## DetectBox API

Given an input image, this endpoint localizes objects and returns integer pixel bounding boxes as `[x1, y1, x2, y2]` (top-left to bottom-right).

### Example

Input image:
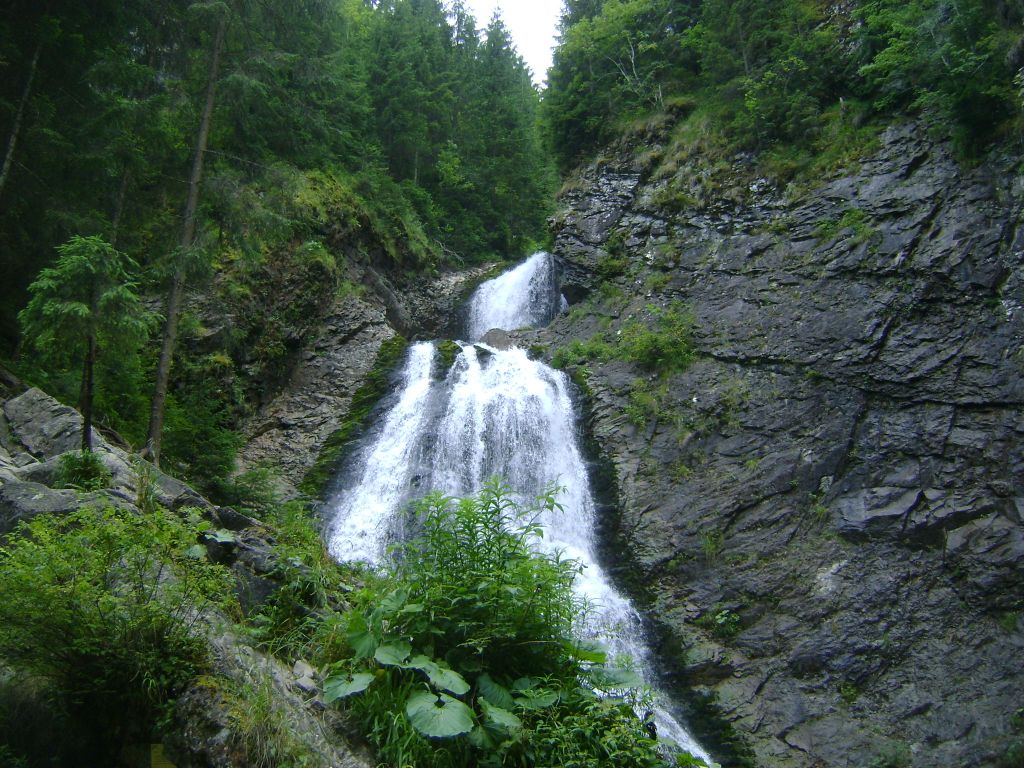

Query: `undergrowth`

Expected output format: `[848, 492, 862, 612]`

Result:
[0, 505, 236, 761]
[321, 480, 709, 767]
[552, 301, 694, 376]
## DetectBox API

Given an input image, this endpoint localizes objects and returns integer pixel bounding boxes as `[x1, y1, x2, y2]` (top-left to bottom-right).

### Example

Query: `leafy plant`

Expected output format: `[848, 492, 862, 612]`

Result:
[0, 505, 235, 758]
[619, 302, 694, 373]
[551, 336, 615, 369]
[54, 449, 113, 491]
[700, 531, 723, 566]
[696, 608, 741, 639]
[322, 480, 690, 767]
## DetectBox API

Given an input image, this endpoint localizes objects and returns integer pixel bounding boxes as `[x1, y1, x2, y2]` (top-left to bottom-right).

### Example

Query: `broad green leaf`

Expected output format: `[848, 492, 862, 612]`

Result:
[346, 612, 378, 659]
[589, 666, 644, 690]
[514, 688, 558, 710]
[186, 544, 208, 560]
[374, 639, 412, 666]
[467, 724, 497, 750]
[477, 673, 515, 710]
[323, 672, 374, 703]
[566, 638, 608, 664]
[480, 699, 522, 733]
[405, 691, 475, 738]
[404, 655, 470, 695]
[379, 587, 409, 613]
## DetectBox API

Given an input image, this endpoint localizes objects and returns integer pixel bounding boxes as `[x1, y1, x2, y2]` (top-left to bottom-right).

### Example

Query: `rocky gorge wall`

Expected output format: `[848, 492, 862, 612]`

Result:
[535, 122, 1024, 767]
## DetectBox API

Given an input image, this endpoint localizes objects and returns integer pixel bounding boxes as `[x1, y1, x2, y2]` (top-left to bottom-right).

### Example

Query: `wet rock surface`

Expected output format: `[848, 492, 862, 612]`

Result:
[236, 293, 395, 490]
[236, 265, 495, 492]
[539, 122, 1024, 766]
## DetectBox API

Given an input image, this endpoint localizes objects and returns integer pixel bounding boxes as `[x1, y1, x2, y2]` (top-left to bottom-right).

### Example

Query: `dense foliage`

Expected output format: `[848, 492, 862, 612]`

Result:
[545, 0, 1024, 171]
[1, 0, 554, 493]
[322, 480, 701, 767]
[0, 503, 235, 762]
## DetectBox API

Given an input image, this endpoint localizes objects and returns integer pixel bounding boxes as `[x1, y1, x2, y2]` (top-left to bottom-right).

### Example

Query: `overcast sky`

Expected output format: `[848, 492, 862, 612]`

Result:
[462, 1, 561, 86]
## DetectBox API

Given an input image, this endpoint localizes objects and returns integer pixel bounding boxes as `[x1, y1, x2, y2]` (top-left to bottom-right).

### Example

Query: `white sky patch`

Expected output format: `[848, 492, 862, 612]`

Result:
[462, 0, 561, 86]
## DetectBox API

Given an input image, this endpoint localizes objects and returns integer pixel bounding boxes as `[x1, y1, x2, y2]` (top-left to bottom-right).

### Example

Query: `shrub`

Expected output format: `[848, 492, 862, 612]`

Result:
[551, 336, 615, 369]
[323, 480, 695, 767]
[54, 450, 112, 491]
[619, 302, 694, 373]
[0, 506, 235, 759]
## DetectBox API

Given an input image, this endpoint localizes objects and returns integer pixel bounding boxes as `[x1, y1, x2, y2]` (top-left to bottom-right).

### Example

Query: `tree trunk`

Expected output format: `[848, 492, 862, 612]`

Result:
[145, 16, 227, 466]
[110, 170, 131, 248]
[81, 332, 96, 452]
[0, 38, 42, 203]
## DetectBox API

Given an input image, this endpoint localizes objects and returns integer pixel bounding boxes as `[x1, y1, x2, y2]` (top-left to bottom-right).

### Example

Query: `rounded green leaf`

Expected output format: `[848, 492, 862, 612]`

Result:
[323, 672, 374, 703]
[346, 612, 379, 659]
[477, 673, 515, 710]
[480, 699, 522, 733]
[404, 655, 470, 695]
[514, 688, 558, 710]
[406, 691, 475, 738]
[374, 639, 412, 666]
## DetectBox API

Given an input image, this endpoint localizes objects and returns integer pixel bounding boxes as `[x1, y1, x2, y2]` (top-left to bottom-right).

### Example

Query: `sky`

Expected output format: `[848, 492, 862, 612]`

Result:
[462, 1, 561, 86]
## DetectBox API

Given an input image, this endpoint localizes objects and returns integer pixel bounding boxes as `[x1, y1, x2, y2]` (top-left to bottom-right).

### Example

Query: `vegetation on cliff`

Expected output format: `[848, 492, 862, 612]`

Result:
[545, 0, 1023, 172]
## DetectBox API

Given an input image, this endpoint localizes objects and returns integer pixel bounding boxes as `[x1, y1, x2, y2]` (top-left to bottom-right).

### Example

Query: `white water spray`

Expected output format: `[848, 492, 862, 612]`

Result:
[326, 252, 710, 763]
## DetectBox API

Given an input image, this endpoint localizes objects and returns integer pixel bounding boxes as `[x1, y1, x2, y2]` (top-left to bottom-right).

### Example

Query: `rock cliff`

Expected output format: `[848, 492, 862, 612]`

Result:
[537, 122, 1024, 766]
[235, 264, 496, 494]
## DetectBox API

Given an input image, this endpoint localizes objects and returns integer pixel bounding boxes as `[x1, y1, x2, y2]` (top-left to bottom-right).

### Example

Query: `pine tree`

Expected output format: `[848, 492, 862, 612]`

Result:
[19, 236, 152, 452]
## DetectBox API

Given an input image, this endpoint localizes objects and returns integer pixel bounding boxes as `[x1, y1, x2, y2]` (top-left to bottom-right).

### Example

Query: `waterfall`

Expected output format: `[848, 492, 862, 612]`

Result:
[326, 252, 710, 763]
[465, 251, 564, 340]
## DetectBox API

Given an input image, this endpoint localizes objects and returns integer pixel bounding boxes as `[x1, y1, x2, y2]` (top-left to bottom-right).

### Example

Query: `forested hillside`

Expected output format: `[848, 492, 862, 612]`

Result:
[0, 0, 552, 493]
[545, 0, 1022, 172]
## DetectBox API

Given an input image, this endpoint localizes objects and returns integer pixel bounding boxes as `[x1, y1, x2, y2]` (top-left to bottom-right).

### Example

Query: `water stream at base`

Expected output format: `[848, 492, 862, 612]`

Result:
[326, 252, 709, 763]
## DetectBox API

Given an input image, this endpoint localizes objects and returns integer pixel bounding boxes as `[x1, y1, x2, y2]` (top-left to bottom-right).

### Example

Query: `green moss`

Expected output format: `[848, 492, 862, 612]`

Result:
[299, 335, 409, 497]
[436, 340, 462, 372]
[814, 207, 875, 245]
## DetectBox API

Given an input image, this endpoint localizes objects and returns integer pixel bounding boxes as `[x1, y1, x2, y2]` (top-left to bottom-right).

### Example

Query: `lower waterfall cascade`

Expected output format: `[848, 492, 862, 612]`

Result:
[326, 252, 711, 763]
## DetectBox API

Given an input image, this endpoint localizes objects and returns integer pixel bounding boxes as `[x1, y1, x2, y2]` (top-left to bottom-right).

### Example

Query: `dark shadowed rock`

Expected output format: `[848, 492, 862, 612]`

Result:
[536, 120, 1024, 767]
[0, 481, 81, 534]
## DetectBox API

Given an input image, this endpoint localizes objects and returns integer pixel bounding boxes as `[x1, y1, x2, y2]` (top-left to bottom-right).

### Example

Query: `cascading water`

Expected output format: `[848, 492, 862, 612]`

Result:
[326, 251, 709, 763]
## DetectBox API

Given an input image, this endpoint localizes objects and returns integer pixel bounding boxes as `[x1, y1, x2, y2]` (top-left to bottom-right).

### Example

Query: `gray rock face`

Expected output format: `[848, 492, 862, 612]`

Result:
[542, 122, 1024, 767]
[237, 265, 495, 492]
[237, 293, 395, 489]
[0, 481, 83, 534]
[2, 387, 99, 457]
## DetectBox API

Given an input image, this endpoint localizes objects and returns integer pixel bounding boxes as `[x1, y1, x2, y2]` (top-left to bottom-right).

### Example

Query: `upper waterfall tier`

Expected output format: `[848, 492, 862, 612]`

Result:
[465, 251, 563, 341]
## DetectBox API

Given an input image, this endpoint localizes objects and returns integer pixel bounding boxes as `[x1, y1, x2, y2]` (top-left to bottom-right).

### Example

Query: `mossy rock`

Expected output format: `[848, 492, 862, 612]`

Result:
[299, 335, 409, 497]
[436, 340, 462, 373]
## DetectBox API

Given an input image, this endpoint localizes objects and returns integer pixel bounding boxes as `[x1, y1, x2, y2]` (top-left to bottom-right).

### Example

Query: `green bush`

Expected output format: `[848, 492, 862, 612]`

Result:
[619, 302, 694, 373]
[245, 499, 354, 664]
[322, 480, 697, 767]
[551, 336, 615, 369]
[54, 450, 112, 491]
[0, 506, 235, 758]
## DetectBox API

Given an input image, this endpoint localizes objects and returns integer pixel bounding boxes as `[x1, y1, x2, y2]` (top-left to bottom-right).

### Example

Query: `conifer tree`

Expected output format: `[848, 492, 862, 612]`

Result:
[19, 236, 152, 452]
